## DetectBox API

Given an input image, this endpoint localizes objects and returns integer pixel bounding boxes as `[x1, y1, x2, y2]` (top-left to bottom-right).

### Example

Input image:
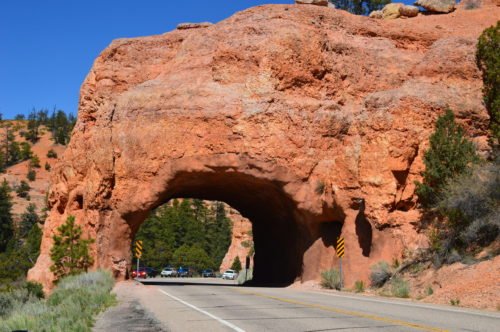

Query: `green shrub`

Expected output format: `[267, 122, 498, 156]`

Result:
[450, 298, 460, 306]
[26, 168, 36, 182]
[354, 280, 365, 293]
[426, 286, 434, 296]
[29, 155, 40, 168]
[415, 109, 478, 206]
[477, 22, 500, 142]
[390, 277, 410, 298]
[0, 271, 116, 332]
[46, 149, 58, 159]
[15, 181, 30, 198]
[369, 261, 392, 288]
[44, 162, 51, 171]
[320, 268, 342, 290]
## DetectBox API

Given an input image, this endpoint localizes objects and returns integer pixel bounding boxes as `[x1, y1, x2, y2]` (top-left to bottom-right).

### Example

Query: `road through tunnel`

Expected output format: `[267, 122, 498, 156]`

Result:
[126, 171, 312, 285]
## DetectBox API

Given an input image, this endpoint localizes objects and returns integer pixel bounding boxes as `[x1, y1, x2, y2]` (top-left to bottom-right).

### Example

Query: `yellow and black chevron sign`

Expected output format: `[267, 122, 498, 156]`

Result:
[135, 240, 143, 259]
[336, 237, 345, 258]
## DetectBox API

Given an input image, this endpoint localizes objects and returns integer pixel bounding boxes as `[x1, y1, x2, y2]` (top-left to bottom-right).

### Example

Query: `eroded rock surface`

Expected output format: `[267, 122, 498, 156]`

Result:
[29, 3, 499, 291]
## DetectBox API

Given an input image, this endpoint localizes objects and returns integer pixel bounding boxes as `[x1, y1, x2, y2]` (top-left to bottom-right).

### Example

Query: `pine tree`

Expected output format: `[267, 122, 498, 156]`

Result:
[477, 22, 499, 143]
[415, 109, 479, 206]
[50, 215, 94, 280]
[230, 256, 242, 272]
[26, 109, 39, 143]
[0, 179, 13, 252]
[19, 203, 39, 239]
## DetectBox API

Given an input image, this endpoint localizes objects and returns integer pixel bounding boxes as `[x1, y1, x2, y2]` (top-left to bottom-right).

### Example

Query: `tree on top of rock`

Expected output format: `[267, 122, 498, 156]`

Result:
[329, 0, 390, 15]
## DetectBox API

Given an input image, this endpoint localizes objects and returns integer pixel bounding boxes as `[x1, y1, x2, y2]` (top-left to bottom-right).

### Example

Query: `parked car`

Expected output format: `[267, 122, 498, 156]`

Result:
[131, 267, 158, 279]
[160, 267, 178, 278]
[221, 269, 238, 280]
[201, 269, 215, 278]
[177, 266, 193, 278]
[131, 267, 148, 279]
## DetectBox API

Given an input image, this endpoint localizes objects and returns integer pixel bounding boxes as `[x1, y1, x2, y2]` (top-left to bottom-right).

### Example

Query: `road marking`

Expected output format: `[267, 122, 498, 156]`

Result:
[311, 291, 500, 319]
[235, 289, 448, 332]
[157, 288, 246, 332]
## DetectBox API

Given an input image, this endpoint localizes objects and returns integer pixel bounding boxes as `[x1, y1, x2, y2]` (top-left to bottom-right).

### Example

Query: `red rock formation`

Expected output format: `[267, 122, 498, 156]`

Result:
[29, 3, 499, 291]
[220, 207, 253, 272]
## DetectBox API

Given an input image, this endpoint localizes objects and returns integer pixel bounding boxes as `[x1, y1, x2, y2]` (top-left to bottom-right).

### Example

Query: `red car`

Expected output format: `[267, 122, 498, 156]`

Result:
[131, 268, 148, 279]
[131, 267, 158, 279]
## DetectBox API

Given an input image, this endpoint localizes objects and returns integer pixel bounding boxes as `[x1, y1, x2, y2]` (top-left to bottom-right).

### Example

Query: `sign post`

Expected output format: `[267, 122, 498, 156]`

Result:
[245, 256, 250, 282]
[135, 240, 143, 279]
[336, 237, 345, 289]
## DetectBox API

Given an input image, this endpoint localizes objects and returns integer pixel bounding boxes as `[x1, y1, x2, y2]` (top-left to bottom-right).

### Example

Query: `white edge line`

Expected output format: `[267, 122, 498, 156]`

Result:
[157, 288, 246, 332]
[307, 290, 500, 319]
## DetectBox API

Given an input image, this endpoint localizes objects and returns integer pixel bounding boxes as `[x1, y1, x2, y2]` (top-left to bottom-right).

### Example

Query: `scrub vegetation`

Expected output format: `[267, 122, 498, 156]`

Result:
[0, 271, 116, 332]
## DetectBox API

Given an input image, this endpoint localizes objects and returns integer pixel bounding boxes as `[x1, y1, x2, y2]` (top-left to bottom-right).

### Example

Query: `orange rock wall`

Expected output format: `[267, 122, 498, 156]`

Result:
[28, 3, 499, 291]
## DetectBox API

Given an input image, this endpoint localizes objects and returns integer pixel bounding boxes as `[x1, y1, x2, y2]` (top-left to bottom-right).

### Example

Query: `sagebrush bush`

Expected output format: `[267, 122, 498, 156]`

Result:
[0, 270, 116, 332]
[369, 261, 392, 288]
[439, 160, 499, 249]
[321, 268, 342, 290]
[390, 277, 410, 298]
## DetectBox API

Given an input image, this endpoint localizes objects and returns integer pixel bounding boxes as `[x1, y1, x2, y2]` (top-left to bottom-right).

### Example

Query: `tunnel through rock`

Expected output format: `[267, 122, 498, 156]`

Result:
[127, 171, 309, 285]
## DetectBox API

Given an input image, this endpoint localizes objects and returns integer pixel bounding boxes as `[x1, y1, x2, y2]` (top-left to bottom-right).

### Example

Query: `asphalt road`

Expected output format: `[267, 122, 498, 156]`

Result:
[136, 277, 499, 332]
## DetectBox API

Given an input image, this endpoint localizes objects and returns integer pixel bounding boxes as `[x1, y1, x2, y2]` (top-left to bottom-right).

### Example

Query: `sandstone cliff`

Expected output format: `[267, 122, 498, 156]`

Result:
[29, 3, 499, 291]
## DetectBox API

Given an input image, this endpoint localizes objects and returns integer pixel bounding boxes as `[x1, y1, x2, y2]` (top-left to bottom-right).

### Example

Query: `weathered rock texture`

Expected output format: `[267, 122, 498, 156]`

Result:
[29, 3, 499, 291]
[220, 208, 253, 272]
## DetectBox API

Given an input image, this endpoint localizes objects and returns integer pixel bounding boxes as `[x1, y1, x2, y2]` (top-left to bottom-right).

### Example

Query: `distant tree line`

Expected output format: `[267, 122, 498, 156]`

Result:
[0, 108, 75, 172]
[134, 199, 232, 272]
[329, 0, 390, 15]
[18, 108, 76, 145]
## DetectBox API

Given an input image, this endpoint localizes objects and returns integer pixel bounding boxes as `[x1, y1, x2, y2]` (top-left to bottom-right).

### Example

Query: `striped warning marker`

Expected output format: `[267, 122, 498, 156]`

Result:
[135, 240, 143, 259]
[336, 237, 345, 258]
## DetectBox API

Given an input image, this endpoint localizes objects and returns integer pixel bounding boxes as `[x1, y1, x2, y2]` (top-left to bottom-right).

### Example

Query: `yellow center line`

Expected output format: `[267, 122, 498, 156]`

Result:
[233, 289, 448, 332]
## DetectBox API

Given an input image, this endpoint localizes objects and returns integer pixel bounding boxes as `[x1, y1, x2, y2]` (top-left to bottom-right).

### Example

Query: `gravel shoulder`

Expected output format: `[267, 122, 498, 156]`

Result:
[93, 281, 166, 332]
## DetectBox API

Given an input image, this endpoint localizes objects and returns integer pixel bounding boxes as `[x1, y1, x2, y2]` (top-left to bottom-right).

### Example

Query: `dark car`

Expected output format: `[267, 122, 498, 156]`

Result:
[131, 267, 158, 279]
[201, 269, 215, 278]
[177, 267, 193, 278]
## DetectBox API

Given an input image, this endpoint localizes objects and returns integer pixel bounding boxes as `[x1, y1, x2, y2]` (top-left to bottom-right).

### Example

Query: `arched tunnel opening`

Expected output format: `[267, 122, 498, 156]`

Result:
[128, 171, 310, 285]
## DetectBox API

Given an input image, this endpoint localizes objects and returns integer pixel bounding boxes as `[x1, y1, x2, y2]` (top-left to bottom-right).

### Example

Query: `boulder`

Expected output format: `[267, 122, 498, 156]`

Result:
[414, 0, 455, 13]
[295, 0, 329, 6]
[382, 3, 403, 19]
[369, 10, 383, 18]
[400, 5, 420, 17]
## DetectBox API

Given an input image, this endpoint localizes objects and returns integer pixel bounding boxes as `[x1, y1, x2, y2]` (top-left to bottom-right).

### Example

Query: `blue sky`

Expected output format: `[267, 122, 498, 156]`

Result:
[0, 0, 292, 119]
